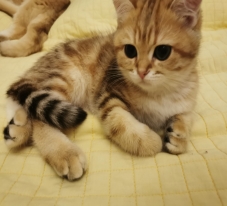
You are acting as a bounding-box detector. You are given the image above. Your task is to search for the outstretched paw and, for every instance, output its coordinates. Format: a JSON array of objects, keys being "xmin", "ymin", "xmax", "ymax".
[
  {"xmin": 3, "ymin": 108, "xmax": 32, "ymax": 149},
  {"xmin": 164, "ymin": 116, "xmax": 188, "ymax": 155},
  {"xmin": 46, "ymin": 143, "xmax": 87, "ymax": 181}
]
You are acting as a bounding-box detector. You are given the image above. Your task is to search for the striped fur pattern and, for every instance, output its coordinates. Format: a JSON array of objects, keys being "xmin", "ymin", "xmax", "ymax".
[
  {"xmin": 0, "ymin": 0, "xmax": 70, "ymax": 57},
  {"xmin": 4, "ymin": 0, "xmax": 202, "ymax": 181}
]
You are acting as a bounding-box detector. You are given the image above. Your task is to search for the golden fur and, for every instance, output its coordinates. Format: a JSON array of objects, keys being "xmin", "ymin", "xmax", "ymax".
[
  {"xmin": 4, "ymin": 0, "xmax": 202, "ymax": 181},
  {"xmin": 0, "ymin": 0, "xmax": 70, "ymax": 57}
]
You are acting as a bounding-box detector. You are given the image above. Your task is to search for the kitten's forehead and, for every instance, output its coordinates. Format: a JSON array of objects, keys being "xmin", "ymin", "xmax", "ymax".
[{"xmin": 132, "ymin": 0, "xmax": 171, "ymax": 46}]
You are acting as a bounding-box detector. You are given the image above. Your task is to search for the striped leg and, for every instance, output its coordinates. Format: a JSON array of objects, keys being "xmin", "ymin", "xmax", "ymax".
[{"xmin": 32, "ymin": 120, "xmax": 87, "ymax": 181}]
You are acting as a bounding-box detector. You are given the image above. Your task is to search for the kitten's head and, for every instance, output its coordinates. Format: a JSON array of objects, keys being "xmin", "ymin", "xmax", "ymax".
[{"xmin": 113, "ymin": 0, "xmax": 202, "ymax": 93}]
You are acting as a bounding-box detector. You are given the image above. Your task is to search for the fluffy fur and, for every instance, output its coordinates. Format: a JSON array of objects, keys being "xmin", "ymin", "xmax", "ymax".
[
  {"xmin": 3, "ymin": 0, "xmax": 202, "ymax": 181},
  {"xmin": 0, "ymin": 0, "xmax": 70, "ymax": 57}
]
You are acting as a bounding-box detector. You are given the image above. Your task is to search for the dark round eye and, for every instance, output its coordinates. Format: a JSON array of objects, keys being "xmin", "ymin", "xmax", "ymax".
[
  {"xmin": 124, "ymin": 44, "xmax": 137, "ymax": 59},
  {"xmin": 154, "ymin": 45, "xmax": 172, "ymax": 61}
]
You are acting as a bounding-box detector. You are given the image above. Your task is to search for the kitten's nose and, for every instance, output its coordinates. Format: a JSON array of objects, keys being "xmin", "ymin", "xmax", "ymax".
[{"xmin": 138, "ymin": 70, "xmax": 149, "ymax": 80}]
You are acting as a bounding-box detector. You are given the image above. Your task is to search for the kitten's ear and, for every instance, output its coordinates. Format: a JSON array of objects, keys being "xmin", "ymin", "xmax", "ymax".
[
  {"xmin": 171, "ymin": 0, "xmax": 202, "ymax": 28},
  {"xmin": 112, "ymin": 0, "xmax": 135, "ymax": 22}
]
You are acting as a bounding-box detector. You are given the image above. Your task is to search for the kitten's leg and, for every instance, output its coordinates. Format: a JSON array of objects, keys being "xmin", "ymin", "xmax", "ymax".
[
  {"xmin": 0, "ymin": 0, "xmax": 19, "ymax": 16},
  {"xmin": 0, "ymin": 14, "xmax": 48, "ymax": 57},
  {"xmin": 32, "ymin": 120, "xmax": 87, "ymax": 181},
  {"xmin": 164, "ymin": 113, "xmax": 192, "ymax": 154},
  {"xmin": 4, "ymin": 98, "xmax": 32, "ymax": 149},
  {"xmin": 99, "ymin": 105, "xmax": 162, "ymax": 156},
  {"xmin": 0, "ymin": 23, "xmax": 26, "ymax": 42}
]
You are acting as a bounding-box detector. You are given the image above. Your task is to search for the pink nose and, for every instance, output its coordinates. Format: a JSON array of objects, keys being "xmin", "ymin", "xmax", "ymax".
[{"xmin": 138, "ymin": 70, "xmax": 149, "ymax": 79}]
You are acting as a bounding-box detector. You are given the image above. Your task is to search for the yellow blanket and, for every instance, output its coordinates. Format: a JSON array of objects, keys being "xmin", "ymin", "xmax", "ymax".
[{"xmin": 0, "ymin": 0, "xmax": 226, "ymax": 205}]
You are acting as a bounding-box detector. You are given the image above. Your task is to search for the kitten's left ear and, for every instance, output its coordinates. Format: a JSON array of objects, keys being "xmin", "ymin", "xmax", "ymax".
[
  {"xmin": 171, "ymin": 0, "xmax": 202, "ymax": 28},
  {"xmin": 112, "ymin": 0, "xmax": 135, "ymax": 23}
]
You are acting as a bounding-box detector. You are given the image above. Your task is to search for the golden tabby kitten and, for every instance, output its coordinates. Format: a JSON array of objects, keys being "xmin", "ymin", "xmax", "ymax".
[
  {"xmin": 3, "ymin": 0, "xmax": 202, "ymax": 181},
  {"xmin": 0, "ymin": 0, "xmax": 70, "ymax": 57}
]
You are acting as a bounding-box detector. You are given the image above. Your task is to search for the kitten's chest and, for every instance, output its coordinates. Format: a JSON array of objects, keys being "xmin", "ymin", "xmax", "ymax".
[{"xmin": 130, "ymin": 95, "xmax": 192, "ymax": 132}]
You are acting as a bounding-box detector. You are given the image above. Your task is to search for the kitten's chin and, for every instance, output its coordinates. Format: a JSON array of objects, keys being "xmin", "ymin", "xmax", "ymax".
[{"xmin": 137, "ymin": 81, "xmax": 159, "ymax": 92}]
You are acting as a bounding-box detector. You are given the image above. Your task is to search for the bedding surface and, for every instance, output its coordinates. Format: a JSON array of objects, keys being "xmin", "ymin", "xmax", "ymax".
[{"xmin": 0, "ymin": 0, "xmax": 227, "ymax": 205}]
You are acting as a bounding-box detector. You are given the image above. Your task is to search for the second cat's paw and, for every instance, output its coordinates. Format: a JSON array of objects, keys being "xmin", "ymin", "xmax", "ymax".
[
  {"xmin": 164, "ymin": 119, "xmax": 188, "ymax": 155},
  {"xmin": 47, "ymin": 144, "xmax": 87, "ymax": 181}
]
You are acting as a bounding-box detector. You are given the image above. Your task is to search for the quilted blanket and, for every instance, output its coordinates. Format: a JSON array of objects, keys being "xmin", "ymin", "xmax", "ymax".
[{"xmin": 0, "ymin": 0, "xmax": 227, "ymax": 205}]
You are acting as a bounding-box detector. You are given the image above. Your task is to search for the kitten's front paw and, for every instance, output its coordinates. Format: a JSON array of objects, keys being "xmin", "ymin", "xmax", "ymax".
[
  {"xmin": 3, "ymin": 108, "xmax": 32, "ymax": 149},
  {"xmin": 119, "ymin": 125, "xmax": 162, "ymax": 156},
  {"xmin": 136, "ymin": 127, "xmax": 162, "ymax": 156},
  {"xmin": 164, "ymin": 117, "xmax": 188, "ymax": 155},
  {"xmin": 46, "ymin": 144, "xmax": 87, "ymax": 181}
]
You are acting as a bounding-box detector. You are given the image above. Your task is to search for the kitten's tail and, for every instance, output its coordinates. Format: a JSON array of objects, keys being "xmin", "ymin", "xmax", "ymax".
[{"xmin": 7, "ymin": 89, "xmax": 87, "ymax": 130}]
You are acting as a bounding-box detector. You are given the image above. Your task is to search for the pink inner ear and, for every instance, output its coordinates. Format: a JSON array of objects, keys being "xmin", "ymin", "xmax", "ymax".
[{"xmin": 185, "ymin": 0, "xmax": 202, "ymax": 11}]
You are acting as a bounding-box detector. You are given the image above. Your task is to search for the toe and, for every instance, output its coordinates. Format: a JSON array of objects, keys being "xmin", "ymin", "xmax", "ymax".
[
  {"xmin": 67, "ymin": 156, "xmax": 85, "ymax": 181},
  {"xmin": 164, "ymin": 136, "xmax": 170, "ymax": 143},
  {"xmin": 9, "ymin": 119, "xmax": 15, "ymax": 125},
  {"xmin": 3, "ymin": 126, "xmax": 11, "ymax": 140}
]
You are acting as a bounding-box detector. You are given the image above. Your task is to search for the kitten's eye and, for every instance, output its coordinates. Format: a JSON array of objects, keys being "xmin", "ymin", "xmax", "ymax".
[
  {"xmin": 154, "ymin": 45, "xmax": 172, "ymax": 61},
  {"xmin": 124, "ymin": 44, "xmax": 137, "ymax": 59}
]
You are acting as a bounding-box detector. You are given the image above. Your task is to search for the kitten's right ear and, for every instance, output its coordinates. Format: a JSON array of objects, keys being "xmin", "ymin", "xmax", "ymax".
[
  {"xmin": 171, "ymin": 0, "xmax": 202, "ymax": 28},
  {"xmin": 113, "ymin": 0, "xmax": 135, "ymax": 22}
]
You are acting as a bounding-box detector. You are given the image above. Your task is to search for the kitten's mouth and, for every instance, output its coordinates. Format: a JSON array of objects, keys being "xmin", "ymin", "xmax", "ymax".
[
  {"xmin": 136, "ymin": 75, "xmax": 164, "ymax": 89},
  {"xmin": 140, "ymin": 75, "xmax": 162, "ymax": 83},
  {"xmin": 127, "ymin": 70, "xmax": 163, "ymax": 87},
  {"xmin": 138, "ymin": 70, "xmax": 163, "ymax": 80}
]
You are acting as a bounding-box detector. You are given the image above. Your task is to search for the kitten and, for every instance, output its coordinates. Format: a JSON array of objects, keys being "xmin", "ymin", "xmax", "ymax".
[
  {"xmin": 0, "ymin": 0, "xmax": 70, "ymax": 57},
  {"xmin": 3, "ymin": 0, "xmax": 202, "ymax": 181}
]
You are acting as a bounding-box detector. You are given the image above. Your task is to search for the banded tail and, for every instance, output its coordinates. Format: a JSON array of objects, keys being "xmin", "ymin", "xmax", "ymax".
[{"xmin": 7, "ymin": 87, "xmax": 87, "ymax": 129}]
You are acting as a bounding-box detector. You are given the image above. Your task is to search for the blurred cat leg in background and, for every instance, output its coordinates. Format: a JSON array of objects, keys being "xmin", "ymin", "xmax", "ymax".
[
  {"xmin": 0, "ymin": 13, "xmax": 49, "ymax": 57},
  {"xmin": 0, "ymin": 0, "xmax": 25, "ymax": 42},
  {"xmin": 0, "ymin": 0, "xmax": 70, "ymax": 57},
  {"xmin": 0, "ymin": 0, "xmax": 20, "ymax": 16},
  {"xmin": 0, "ymin": 23, "xmax": 26, "ymax": 42}
]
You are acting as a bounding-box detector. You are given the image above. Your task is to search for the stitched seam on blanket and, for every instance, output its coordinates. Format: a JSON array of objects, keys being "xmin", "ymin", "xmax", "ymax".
[
  {"xmin": 2, "ymin": 189, "xmax": 227, "ymax": 199},
  {"xmin": 154, "ymin": 156, "xmax": 165, "ymax": 205},
  {"xmin": 190, "ymin": 140, "xmax": 224, "ymax": 205},
  {"xmin": 1, "ymin": 157, "xmax": 227, "ymax": 176},
  {"xmin": 81, "ymin": 115, "xmax": 95, "ymax": 206}
]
